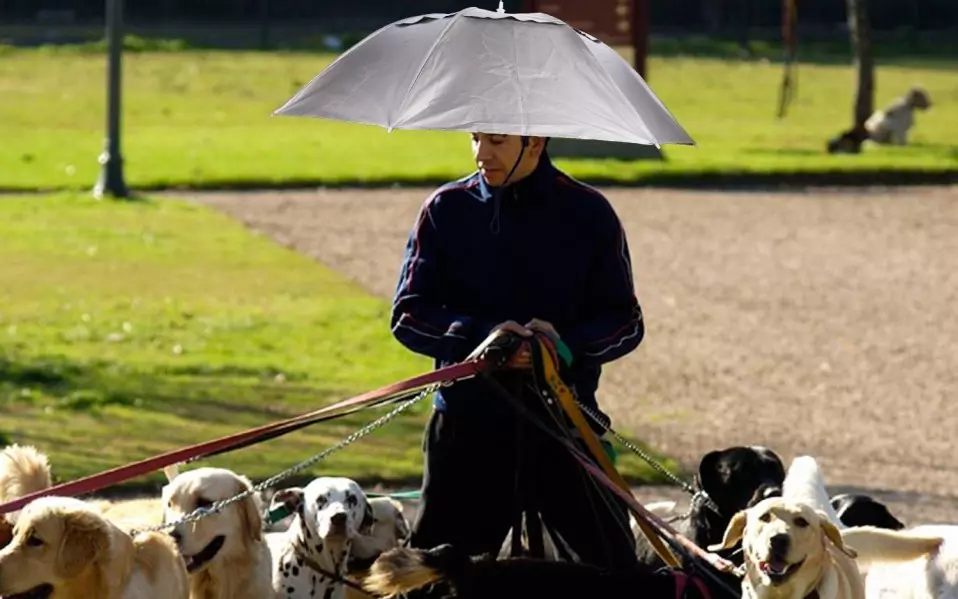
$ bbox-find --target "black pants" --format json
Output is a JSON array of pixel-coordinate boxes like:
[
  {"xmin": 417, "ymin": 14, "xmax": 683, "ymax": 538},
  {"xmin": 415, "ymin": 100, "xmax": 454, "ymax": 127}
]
[{"xmin": 408, "ymin": 377, "xmax": 638, "ymax": 575}]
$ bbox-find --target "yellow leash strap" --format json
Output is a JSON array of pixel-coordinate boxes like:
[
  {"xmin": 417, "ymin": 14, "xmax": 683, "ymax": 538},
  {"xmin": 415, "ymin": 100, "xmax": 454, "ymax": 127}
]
[{"xmin": 532, "ymin": 336, "xmax": 682, "ymax": 568}]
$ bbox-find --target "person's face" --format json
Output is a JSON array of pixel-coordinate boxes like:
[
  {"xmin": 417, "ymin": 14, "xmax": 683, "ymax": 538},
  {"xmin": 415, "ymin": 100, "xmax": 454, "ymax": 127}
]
[{"xmin": 471, "ymin": 133, "xmax": 545, "ymax": 187}]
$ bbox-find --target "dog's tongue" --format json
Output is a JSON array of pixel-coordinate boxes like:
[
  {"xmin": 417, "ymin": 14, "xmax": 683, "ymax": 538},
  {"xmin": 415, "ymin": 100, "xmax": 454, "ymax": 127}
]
[
  {"xmin": 184, "ymin": 554, "xmax": 200, "ymax": 572},
  {"xmin": 761, "ymin": 558, "xmax": 789, "ymax": 575}
]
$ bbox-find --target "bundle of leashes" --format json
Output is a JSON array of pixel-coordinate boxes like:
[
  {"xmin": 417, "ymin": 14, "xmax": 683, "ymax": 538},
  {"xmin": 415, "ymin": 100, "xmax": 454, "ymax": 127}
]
[{"xmin": 476, "ymin": 332, "xmax": 741, "ymax": 597}]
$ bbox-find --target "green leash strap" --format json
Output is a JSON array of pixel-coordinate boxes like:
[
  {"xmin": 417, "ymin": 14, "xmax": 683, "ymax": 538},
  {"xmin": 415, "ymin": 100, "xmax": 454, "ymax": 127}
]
[{"xmin": 366, "ymin": 490, "xmax": 423, "ymax": 500}]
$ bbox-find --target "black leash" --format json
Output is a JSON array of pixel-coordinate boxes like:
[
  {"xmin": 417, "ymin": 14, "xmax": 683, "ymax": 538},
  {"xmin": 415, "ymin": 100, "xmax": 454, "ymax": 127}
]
[
  {"xmin": 295, "ymin": 547, "xmax": 373, "ymax": 596},
  {"xmin": 476, "ymin": 367, "xmax": 742, "ymax": 599}
]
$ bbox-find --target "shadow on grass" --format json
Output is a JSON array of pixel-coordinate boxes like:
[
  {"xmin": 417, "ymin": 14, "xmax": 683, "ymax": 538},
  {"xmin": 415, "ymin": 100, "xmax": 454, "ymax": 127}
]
[
  {"xmin": 0, "ymin": 351, "xmax": 435, "ymax": 492},
  {"xmin": 7, "ymin": 166, "xmax": 955, "ymax": 195},
  {"xmin": 0, "ymin": 353, "xmax": 680, "ymax": 496}
]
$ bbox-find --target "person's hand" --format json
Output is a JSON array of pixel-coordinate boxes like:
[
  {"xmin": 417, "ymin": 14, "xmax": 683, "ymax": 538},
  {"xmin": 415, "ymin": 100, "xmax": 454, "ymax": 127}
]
[
  {"xmin": 490, "ymin": 320, "xmax": 533, "ymax": 369},
  {"xmin": 491, "ymin": 320, "xmax": 534, "ymax": 338},
  {"xmin": 525, "ymin": 318, "xmax": 559, "ymax": 341}
]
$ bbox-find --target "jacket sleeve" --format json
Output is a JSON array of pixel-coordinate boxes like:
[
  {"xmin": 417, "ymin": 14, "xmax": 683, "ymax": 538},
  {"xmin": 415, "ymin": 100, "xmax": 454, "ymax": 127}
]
[
  {"xmin": 560, "ymin": 200, "xmax": 645, "ymax": 368},
  {"xmin": 390, "ymin": 196, "xmax": 498, "ymax": 364}
]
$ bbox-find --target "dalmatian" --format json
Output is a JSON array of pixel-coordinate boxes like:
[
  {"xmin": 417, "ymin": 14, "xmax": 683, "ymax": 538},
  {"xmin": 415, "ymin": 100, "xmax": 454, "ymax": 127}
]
[{"xmin": 265, "ymin": 476, "xmax": 375, "ymax": 599}]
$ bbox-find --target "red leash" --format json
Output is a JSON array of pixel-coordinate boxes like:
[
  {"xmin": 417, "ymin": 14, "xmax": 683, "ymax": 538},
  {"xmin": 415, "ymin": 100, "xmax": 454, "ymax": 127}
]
[{"xmin": 0, "ymin": 359, "xmax": 485, "ymax": 516}]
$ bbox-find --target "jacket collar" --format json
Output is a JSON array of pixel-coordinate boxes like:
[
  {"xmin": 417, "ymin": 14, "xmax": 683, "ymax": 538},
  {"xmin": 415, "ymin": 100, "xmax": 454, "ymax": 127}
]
[{"xmin": 476, "ymin": 151, "xmax": 557, "ymax": 202}]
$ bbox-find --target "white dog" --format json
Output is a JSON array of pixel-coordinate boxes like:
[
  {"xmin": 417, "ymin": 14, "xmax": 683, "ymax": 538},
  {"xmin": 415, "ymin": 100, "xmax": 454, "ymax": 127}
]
[
  {"xmin": 266, "ymin": 477, "xmax": 375, "ymax": 599},
  {"xmin": 859, "ymin": 525, "xmax": 958, "ymax": 599},
  {"xmin": 865, "ymin": 86, "xmax": 932, "ymax": 146},
  {"xmin": 162, "ymin": 466, "xmax": 274, "ymax": 599}
]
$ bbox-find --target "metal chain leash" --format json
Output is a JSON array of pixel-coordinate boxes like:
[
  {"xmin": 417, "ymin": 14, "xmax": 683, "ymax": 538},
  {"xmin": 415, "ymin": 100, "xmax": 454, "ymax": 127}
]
[
  {"xmin": 129, "ymin": 387, "xmax": 434, "ymax": 536},
  {"xmin": 573, "ymin": 399, "xmax": 721, "ymax": 515}
]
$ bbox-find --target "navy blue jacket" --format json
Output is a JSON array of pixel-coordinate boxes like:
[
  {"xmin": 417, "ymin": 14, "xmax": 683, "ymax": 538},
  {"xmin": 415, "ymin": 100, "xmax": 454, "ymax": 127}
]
[{"xmin": 390, "ymin": 154, "xmax": 644, "ymax": 428}]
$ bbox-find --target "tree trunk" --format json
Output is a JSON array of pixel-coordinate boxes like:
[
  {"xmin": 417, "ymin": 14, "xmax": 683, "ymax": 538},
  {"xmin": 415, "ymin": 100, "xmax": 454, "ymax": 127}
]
[
  {"xmin": 701, "ymin": 0, "xmax": 722, "ymax": 33},
  {"xmin": 847, "ymin": 0, "xmax": 875, "ymax": 133}
]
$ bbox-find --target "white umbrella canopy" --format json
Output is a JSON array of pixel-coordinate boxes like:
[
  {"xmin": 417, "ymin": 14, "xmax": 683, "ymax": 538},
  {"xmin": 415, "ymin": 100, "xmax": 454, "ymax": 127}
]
[{"xmin": 274, "ymin": 4, "xmax": 694, "ymax": 147}]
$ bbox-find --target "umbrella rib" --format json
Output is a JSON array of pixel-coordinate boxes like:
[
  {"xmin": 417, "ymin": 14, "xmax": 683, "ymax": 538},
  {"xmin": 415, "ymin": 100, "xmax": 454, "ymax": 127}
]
[
  {"xmin": 391, "ymin": 15, "xmax": 462, "ymax": 128},
  {"xmin": 567, "ymin": 33, "xmax": 661, "ymax": 146},
  {"xmin": 509, "ymin": 25, "xmax": 527, "ymax": 134}
]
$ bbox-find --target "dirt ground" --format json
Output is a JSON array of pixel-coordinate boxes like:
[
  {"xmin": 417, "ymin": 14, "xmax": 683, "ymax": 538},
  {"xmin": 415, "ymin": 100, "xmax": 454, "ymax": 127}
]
[{"xmin": 180, "ymin": 184, "xmax": 958, "ymax": 526}]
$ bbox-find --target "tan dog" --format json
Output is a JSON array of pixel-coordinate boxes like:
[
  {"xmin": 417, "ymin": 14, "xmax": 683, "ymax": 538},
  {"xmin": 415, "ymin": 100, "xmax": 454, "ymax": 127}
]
[
  {"xmin": 0, "ymin": 495, "xmax": 188, "ymax": 599},
  {"xmin": 162, "ymin": 466, "xmax": 273, "ymax": 599},
  {"xmin": 0, "ymin": 444, "xmax": 54, "ymax": 546},
  {"xmin": 710, "ymin": 496, "xmax": 943, "ymax": 599}
]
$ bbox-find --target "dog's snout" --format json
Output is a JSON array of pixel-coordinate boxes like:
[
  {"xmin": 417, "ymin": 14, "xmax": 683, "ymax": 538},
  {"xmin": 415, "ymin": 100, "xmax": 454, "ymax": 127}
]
[
  {"xmin": 770, "ymin": 533, "xmax": 790, "ymax": 555},
  {"xmin": 330, "ymin": 512, "xmax": 347, "ymax": 527}
]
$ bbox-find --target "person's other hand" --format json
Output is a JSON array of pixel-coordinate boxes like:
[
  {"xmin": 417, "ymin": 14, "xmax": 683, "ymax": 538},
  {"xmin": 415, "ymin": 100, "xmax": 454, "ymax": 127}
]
[{"xmin": 525, "ymin": 318, "xmax": 559, "ymax": 340}]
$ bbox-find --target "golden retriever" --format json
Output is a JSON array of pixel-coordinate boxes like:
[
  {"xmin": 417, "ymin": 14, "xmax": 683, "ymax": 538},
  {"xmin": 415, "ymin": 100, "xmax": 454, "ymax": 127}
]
[
  {"xmin": 0, "ymin": 444, "xmax": 54, "ymax": 546},
  {"xmin": 0, "ymin": 495, "xmax": 188, "ymax": 599},
  {"xmin": 710, "ymin": 496, "xmax": 943, "ymax": 599},
  {"xmin": 162, "ymin": 466, "xmax": 273, "ymax": 599}
]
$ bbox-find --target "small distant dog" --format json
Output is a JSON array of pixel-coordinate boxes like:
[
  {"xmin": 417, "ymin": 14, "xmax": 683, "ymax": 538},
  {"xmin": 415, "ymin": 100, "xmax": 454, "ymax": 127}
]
[
  {"xmin": 865, "ymin": 86, "xmax": 933, "ymax": 146},
  {"xmin": 826, "ymin": 127, "xmax": 871, "ymax": 154}
]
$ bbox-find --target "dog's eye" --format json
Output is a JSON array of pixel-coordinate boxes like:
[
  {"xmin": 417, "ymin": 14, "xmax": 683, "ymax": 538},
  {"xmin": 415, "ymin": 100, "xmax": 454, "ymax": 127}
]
[
  {"xmin": 759, "ymin": 512, "xmax": 772, "ymax": 522},
  {"xmin": 345, "ymin": 493, "xmax": 358, "ymax": 507},
  {"xmin": 794, "ymin": 517, "xmax": 809, "ymax": 528},
  {"xmin": 26, "ymin": 533, "xmax": 43, "ymax": 547},
  {"xmin": 195, "ymin": 498, "xmax": 213, "ymax": 509},
  {"xmin": 316, "ymin": 497, "xmax": 327, "ymax": 508}
]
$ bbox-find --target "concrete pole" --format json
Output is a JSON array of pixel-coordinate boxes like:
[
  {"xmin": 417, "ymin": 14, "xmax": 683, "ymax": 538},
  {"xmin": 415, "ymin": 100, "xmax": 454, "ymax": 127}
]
[{"xmin": 93, "ymin": 0, "xmax": 129, "ymax": 199}]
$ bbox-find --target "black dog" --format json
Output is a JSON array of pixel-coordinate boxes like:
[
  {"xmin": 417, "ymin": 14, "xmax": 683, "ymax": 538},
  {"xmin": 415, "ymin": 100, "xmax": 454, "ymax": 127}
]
[
  {"xmin": 364, "ymin": 543, "xmax": 711, "ymax": 599},
  {"xmin": 831, "ymin": 493, "xmax": 905, "ymax": 530},
  {"xmin": 634, "ymin": 446, "xmax": 786, "ymax": 598},
  {"xmin": 826, "ymin": 127, "xmax": 870, "ymax": 154}
]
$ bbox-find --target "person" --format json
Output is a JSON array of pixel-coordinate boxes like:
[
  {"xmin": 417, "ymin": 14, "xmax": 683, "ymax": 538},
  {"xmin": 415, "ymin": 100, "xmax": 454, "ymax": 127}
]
[{"xmin": 389, "ymin": 132, "xmax": 644, "ymax": 576}]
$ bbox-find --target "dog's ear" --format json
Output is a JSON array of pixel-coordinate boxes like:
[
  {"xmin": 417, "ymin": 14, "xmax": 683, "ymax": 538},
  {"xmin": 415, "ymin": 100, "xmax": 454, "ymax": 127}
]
[
  {"xmin": 395, "ymin": 510, "xmax": 410, "ymax": 542},
  {"xmin": 817, "ymin": 512, "xmax": 857, "ymax": 559},
  {"xmin": 697, "ymin": 449, "xmax": 726, "ymax": 497},
  {"xmin": 270, "ymin": 487, "xmax": 305, "ymax": 516},
  {"xmin": 0, "ymin": 519, "xmax": 13, "ymax": 548},
  {"xmin": 162, "ymin": 463, "xmax": 181, "ymax": 482},
  {"xmin": 359, "ymin": 500, "xmax": 375, "ymax": 535},
  {"xmin": 56, "ymin": 510, "xmax": 110, "ymax": 578},
  {"xmin": 240, "ymin": 494, "xmax": 263, "ymax": 542},
  {"xmin": 708, "ymin": 509, "xmax": 747, "ymax": 552},
  {"xmin": 232, "ymin": 476, "xmax": 262, "ymax": 543}
]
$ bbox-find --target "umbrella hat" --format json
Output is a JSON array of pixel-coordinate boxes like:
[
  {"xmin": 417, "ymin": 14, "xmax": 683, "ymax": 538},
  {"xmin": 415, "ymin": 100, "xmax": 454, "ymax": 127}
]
[{"xmin": 274, "ymin": 4, "xmax": 694, "ymax": 147}]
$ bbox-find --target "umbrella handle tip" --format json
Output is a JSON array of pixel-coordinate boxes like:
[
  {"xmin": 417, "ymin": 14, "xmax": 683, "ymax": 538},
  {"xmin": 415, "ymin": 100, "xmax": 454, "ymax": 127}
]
[{"xmin": 497, "ymin": 1, "xmax": 505, "ymax": 13}]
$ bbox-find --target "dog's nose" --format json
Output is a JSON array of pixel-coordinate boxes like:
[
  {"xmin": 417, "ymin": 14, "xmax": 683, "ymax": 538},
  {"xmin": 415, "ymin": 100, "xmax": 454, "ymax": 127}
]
[
  {"xmin": 770, "ymin": 533, "xmax": 790, "ymax": 555},
  {"xmin": 330, "ymin": 513, "xmax": 347, "ymax": 527}
]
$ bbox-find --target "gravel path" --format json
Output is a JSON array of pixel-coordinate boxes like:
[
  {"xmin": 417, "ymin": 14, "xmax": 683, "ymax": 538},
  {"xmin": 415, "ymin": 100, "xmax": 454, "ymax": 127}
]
[{"xmin": 177, "ymin": 185, "xmax": 958, "ymax": 527}]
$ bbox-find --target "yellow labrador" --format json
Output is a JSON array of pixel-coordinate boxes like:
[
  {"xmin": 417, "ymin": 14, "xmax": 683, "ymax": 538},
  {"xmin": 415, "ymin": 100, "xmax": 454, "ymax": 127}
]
[
  {"xmin": 710, "ymin": 497, "xmax": 942, "ymax": 599},
  {"xmin": 0, "ymin": 495, "xmax": 188, "ymax": 599}
]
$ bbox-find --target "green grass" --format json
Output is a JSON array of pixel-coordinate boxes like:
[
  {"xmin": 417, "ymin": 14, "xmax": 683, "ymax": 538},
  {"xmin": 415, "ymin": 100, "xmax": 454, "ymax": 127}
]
[
  {"xmin": 0, "ymin": 43, "xmax": 956, "ymax": 191},
  {"xmin": 0, "ymin": 193, "xmax": 677, "ymax": 492}
]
